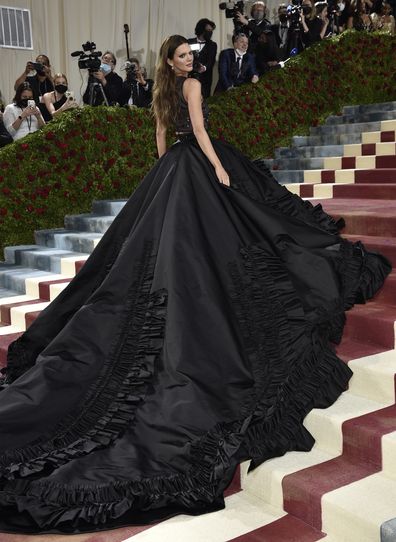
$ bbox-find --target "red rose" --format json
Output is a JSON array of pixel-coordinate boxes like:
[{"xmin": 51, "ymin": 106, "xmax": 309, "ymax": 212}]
[
  {"xmin": 49, "ymin": 156, "xmax": 57, "ymax": 164},
  {"xmin": 35, "ymin": 207, "xmax": 46, "ymax": 215},
  {"xmin": 12, "ymin": 211, "xmax": 21, "ymax": 219},
  {"xmin": 2, "ymin": 187, "xmax": 11, "ymax": 196},
  {"xmin": 27, "ymin": 174, "xmax": 35, "ymax": 182},
  {"xmin": 0, "ymin": 208, "xmax": 7, "ymax": 216},
  {"xmin": 45, "ymin": 131, "xmax": 56, "ymax": 140},
  {"xmin": 112, "ymin": 181, "xmax": 120, "ymax": 189},
  {"xmin": 67, "ymin": 175, "xmax": 76, "ymax": 183},
  {"xmin": 0, "ymin": 176, "xmax": 3, "ymax": 183},
  {"xmin": 20, "ymin": 143, "xmax": 29, "ymax": 150},
  {"xmin": 26, "ymin": 204, "xmax": 34, "ymax": 212}
]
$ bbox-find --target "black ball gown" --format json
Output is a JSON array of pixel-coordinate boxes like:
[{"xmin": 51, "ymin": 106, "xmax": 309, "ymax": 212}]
[{"xmin": 0, "ymin": 77, "xmax": 391, "ymax": 534}]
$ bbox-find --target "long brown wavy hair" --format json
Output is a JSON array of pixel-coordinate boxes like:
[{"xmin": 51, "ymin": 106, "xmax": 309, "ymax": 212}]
[{"xmin": 152, "ymin": 35, "xmax": 188, "ymax": 129}]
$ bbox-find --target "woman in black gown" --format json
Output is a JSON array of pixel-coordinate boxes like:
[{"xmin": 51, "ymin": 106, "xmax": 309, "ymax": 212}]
[{"xmin": 0, "ymin": 35, "xmax": 391, "ymax": 534}]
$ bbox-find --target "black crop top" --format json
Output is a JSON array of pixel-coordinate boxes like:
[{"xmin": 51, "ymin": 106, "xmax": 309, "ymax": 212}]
[{"xmin": 174, "ymin": 76, "xmax": 209, "ymax": 134}]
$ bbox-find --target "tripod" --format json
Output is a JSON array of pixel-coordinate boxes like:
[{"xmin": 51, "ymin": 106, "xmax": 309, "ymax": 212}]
[{"xmin": 87, "ymin": 73, "xmax": 109, "ymax": 106}]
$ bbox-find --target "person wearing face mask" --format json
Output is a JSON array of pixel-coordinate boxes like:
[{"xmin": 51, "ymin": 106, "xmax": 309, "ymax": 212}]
[
  {"xmin": 3, "ymin": 82, "xmax": 45, "ymax": 141},
  {"xmin": 14, "ymin": 55, "xmax": 54, "ymax": 106},
  {"xmin": 43, "ymin": 74, "xmax": 78, "ymax": 119},
  {"xmin": 83, "ymin": 51, "xmax": 123, "ymax": 106},
  {"xmin": 188, "ymin": 18, "xmax": 218, "ymax": 98},
  {"xmin": 235, "ymin": 1, "xmax": 272, "ymax": 52},
  {"xmin": 270, "ymin": 4, "xmax": 293, "ymax": 60},
  {"xmin": 300, "ymin": 0, "xmax": 321, "ymax": 47},
  {"xmin": 215, "ymin": 33, "xmax": 259, "ymax": 93}
]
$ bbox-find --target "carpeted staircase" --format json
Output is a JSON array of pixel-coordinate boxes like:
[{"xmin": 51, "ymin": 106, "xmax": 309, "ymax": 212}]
[{"xmin": 0, "ymin": 101, "xmax": 396, "ymax": 542}]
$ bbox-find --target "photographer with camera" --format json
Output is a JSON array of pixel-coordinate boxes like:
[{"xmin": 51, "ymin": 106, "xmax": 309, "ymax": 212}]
[
  {"xmin": 43, "ymin": 74, "xmax": 78, "ymax": 119},
  {"xmin": 188, "ymin": 19, "xmax": 218, "ymax": 98},
  {"xmin": 215, "ymin": 33, "xmax": 259, "ymax": 93},
  {"xmin": 82, "ymin": 51, "xmax": 123, "ymax": 106},
  {"xmin": 14, "ymin": 55, "xmax": 54, "ymax": 105},
  {"xmin": 299, "ymin": 0, "xmax": 329, "ymax": 47},
  {"xmin": 3, "ymin": 82, "xmax": 45, "ymax": 141},
  {"xmin": 235, "ymin": 1, "xmax": 272, "ymax": 52},
  {"xmin": 120, "ymin": 58, "xmax": 153, "ymax": 108},
  {"xmin": 270, "ymin": 4, "xmax": 293, "ymax": 60}
]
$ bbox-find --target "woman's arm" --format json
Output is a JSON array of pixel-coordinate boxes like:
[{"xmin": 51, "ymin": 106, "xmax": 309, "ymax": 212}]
[
  {"xmin": 184, "ymin": 78, "xmax": 229, "ymax": 185},
  {"xmin": 156, "ymin": 121, "xmax": 167, "ymax": 158},
  {"xmin": 43, "ymin": 92, "xmax": 56, "ymax": 117}
]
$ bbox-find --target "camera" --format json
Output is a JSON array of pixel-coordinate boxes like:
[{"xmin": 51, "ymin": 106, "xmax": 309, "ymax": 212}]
[
  {"xmin": 124, "ymin": 60, "xmax": 138, "ymax": 81},
  {"xmin": 286, "ymin": 3, "xmax": 302, "ymax": 26},
  {"xmin": 32, "ymin": 62, "xmax": 44, "ymax": 72},
  {"xmin": 219, "ymin": 1, "xmax": 246, "ymax": 32},
  {"xmin": 65, "ymin": 90, "xmax": 74, "ymax": 101},
  {"xmin": 71, "ymin": 41, "xmax": 102, "ymax": 72},
  {"xmin": 27, "ymin": 99, "xmax": 36, "ymax": 109}
]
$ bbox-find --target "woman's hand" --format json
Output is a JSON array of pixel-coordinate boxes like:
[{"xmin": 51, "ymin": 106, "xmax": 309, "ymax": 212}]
[
  {"xmin": 21, "ymin": 107, "xmax": 36, "ymax": 118},
  {"xmin": 215, "ymin": 164, "xmax": 230, "ymax": 186}
]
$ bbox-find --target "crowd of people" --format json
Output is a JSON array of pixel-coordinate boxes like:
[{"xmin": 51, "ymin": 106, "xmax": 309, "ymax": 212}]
[{"xmin": 0, "ymin": 0, "xmax": 394, "ymax": 147}]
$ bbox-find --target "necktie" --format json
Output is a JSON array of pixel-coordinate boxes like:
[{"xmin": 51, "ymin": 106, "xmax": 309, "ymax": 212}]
[{"xmin": 236, "ymin": 56, "xmax": 242, "ymax": 77}]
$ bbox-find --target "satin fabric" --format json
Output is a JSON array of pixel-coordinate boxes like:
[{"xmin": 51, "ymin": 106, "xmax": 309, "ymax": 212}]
[{"xmin": 0, "ymin": 136, "xmax": 391, "ymax": 534}]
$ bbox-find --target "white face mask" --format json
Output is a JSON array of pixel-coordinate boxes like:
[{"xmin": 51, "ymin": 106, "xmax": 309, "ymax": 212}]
[
  {"xmin": 338, "ymin": 1, "xmax": 345, "ymax": 10},
  {"xmin": 236, "ymin": 48, "xmax": 247, "ymax": 56}
]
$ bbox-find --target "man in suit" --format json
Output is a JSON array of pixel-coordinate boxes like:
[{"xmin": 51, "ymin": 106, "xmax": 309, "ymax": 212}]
[
  {"xmin": 270, "ymin": 4, "xmax": 292, "ymax": 61},
  {"xmin": 215, "ymin": 33, "xmax": 259, "ymax": 93},
  {"xmin": 188, "ymin": 18, "xmax": 217, "ymax": 98}
]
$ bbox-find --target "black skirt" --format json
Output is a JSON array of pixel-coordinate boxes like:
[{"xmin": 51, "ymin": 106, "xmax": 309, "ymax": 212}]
[{"xmin": 0, "ymin": 136, "xmax": 390, "ymax": 534}]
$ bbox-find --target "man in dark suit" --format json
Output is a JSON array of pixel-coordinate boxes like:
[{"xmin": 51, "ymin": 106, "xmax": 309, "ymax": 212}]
[
  {"xmin": 188, "ymin": 18, "xmax": 217, "ymax": 98},
  {"xmin": 271, "ymin": 4, "xmax": 292, "ymax": 60},
  {"xmin": 215, "ymin": 34, "xmax": 259, "ymax": 93}
]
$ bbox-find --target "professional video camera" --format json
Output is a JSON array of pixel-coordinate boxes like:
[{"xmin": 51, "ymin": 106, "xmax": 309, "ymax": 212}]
[
  {"xmin": 71, "ymin": 41, "xmax": 102, "ymax": 72},
  {"xmin": 219, "ymin": 1, "xmax": 247, "ymax": 32},
  {"xmin": 286, "ymin": 2, "xmax": 302, "ymax": 26}
]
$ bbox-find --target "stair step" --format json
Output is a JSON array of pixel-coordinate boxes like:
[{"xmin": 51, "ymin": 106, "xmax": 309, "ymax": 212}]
[
  {"xmin": 348, "ymin": 349, "xmax": 396, "ymax": 405},
  {"xmin": 228, "ymin": 514, "xmax": 326, "ymax": 542},
  {"xmin": 276, "ymin": 145, "xmax": 344, "ymax": 159},
  {"xmin": 322, "ymin": 473, "xmax": 396, "ymax": 542},
  {"xmin": 35, "ymin": 229, "xmax": 102, "ymax": 253},
  {"xmin": 3, "ymin": 246, "xmax": 89, "ymax": 275},
  {"xmin": 343, "ymin": 302, "xmax": 396, "ymax": 349},
  {"xmin": 318, "ymin": 198, "xmax": 396, "ymax": 237},
  {"xmin": 325, "ymin": 110, "xmax": 396, "ymax": 126},
  {"xmin": 310, "ymin": 120, "xmax": 382, "ymax": 136},
  {"xmin": 91, "ymin": 199, "xmax": 127, "ymax": 216},
  {"xmin": 331, "ymin": 183, "xmax": 396, "ymax": 200},
  {"xmin": 64, "ymin": 214, "xmax": 115, "ymax": 233},
  {"xmin": 292, "ymin": 133, "xmax": 364, "ymax": 148},
  {"xmin": 304, "ymin": 168, "xmax": 396, "ymax": 184},
  {"xmin": 342, "ymin": 101, "xmax": 396, "ymax": 115}
]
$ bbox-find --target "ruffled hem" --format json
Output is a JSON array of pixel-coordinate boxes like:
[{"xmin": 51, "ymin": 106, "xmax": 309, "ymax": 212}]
[{"xmin": 0, "ymin": 240, "xmax": 167, "ymax": 481}]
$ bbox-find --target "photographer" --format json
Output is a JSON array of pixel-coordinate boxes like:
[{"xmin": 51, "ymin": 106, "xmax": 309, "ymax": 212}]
[
  {"xmin": 300, "ymin": 0, "xmax": 329, "ymax": 47},
  {"xmin": 235, "ymin": 1, "xmax": 272, "ymax": 52},
  {"xmin": 43, "ymin": 73, "xmax": 78, "ymax": 119},
  {"xmin": 215, "ymin": 33, "xmax": 259, "ymax": 92},
  {"xmin": 188, "ymin": 18, "xmax": 218, "ymax": 98},
  {"xmin": 3, "ymin": 82, "xmax": 45, "ymax": 141},
  {"xmin": 14, "ymin": 54, "xmax": 54, "ymax": 105},
  {"xmin": 83, "ymin": 51, "xmax": 123, "ymax": 106},
  {"xmin": 271, "ymin": 4, "xmax": 293, "ymax": 60},
  {"xmin": 120, "ymin": 58, "xmax": 153, "ymax": 108}
]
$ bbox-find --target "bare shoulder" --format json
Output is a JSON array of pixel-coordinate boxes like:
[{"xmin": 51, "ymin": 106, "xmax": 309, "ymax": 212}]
[{"xmin": 183, "ymin": 77, "xmax": 201, "ymax": 99}]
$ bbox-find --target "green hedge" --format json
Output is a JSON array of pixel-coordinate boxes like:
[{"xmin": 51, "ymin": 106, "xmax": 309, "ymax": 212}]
[{"xmin": 0, "ymin": 31, "xmax": 395, "ymax": 252}]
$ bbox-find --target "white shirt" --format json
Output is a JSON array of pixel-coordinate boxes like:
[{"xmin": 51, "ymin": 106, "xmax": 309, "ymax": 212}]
[{"xmin": 3, "ymin": 103, "xmax": 41, "ymax": 141}]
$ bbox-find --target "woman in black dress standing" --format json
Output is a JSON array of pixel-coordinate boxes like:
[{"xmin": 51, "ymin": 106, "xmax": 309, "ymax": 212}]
[{"xmin": 0, "ymin": 35, "xmax": 390, "ymax": 535}]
